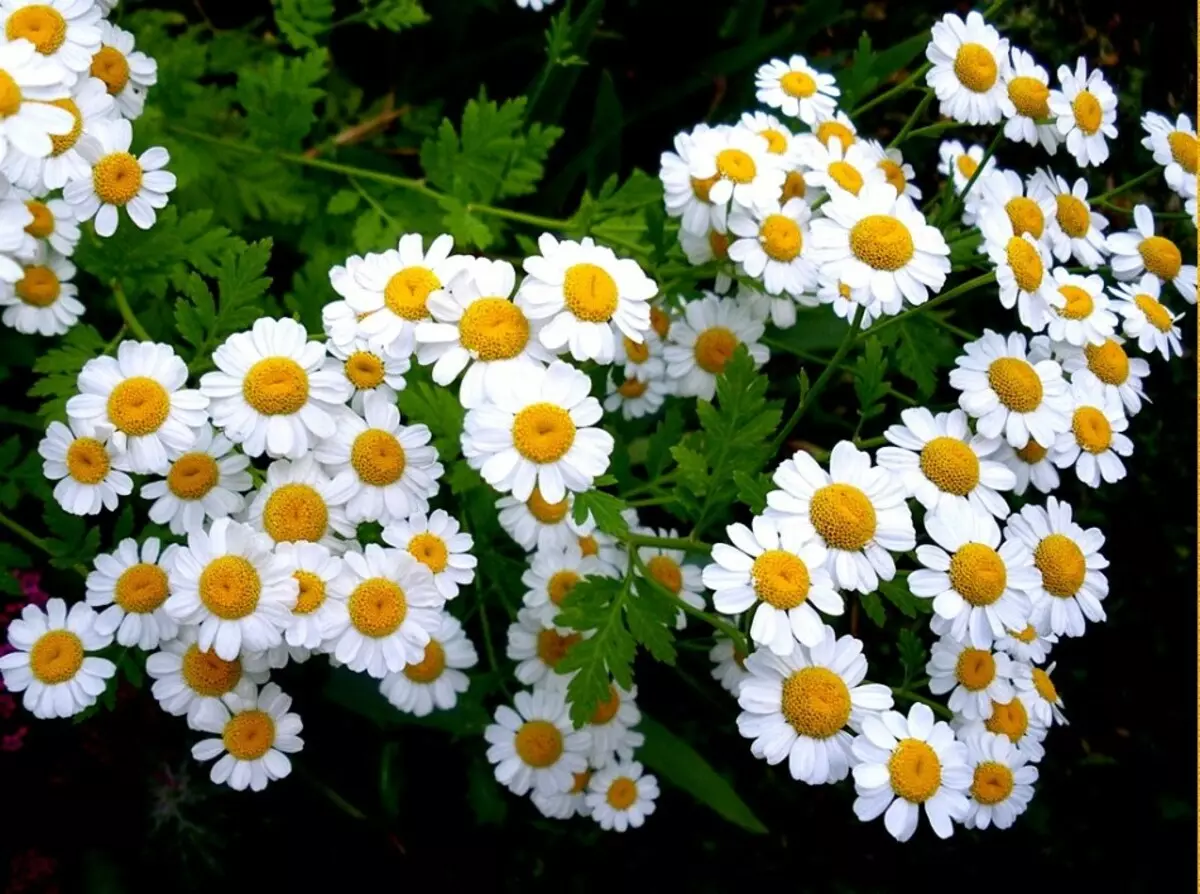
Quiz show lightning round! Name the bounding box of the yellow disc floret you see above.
[66,437,110,484]
[199,555,261,620]
[512,403,576,464]
[1138,236,1182,281]
[971,761,1015,805]
[29,630,83,684]
[780,667,851,738]
[760,214,802,262]
[222,710,275,761]
[547,570,580,606]
[987,357,1043,413]
[514,719,563,767]
[15,265,59,308]
[849,215,914,271]
[92,153,143,206]
[24,200,55,238]
[954,647,996,690]
[348,578,406,637]
[1005,237,1044,293]
[888,739,942,803]
[1007,76,1050,119]
[6,6,67,56]
[780,70,817,98]
[343,350,386,390]
[1032,667,1058,703]
[384,266,439,320]
[167,453,219,500]
[816,120,855,149]
[1054,194,1091,238]
[350,429,406,487]
[606,777,639,809]
[1057,284,1094,320]
[292,570,326,614]
[919,437,980,496]
[693,326,738,375]
[953,43,998,92]
[181,645,241,696]
[809,483,876,551]
[750,549,811,609]
[949,543,1008,606]
[1005,197,1045,239]
[408,532,448,574]
[646,555,682,594]
[1167,130,1198,174]
[460,298,530,360]
[1071,91,1102,135]
[115,562,170,613]
[107,376,170,436]
[1033,533,1086,598]
[262,483,328,543]
[243,357,309,416]
[90,45,130,94]
[827,160,864,195]
[403,639,446,683]
[526,487,569,523]
[562,263,619,323]
[1071,406,1112,454]
[716,148,757,184]
[536,628,582,667]
[985,697,1028,742]
[1084,340,1129,386]
[1133,293,1174,332]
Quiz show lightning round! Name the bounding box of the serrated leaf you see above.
[326,189,361,214]
[555,575,635,726]
[853,335,888,417]
[271,0,334,51]
[398,376,464,462]
[880,577,924,619]
[898,628,927,683]
[627,577,678,664]
[358,0,429,32]
[732,470,772,513]
[571,490,631,538]
[859,591,886,627]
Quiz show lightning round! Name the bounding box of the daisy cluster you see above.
[1,0,172,336]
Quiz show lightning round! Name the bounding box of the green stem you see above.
[625,533,710,554]
[763,340,918,406]
[475,587,512,699]
[903,120,965,141]
[851,62,932,118]
[1092,168,1157,203]
[627,495,676,508]
[854,435,888,449]
[940,127,1003,227]
[891,688,953,721]
[620,470,678,499]
[112,281,152,342]
[0,510,54,557]
[888,89,935,149]
[631,553,748,654]
[102,324,127,355]
[464,203,571,231]
[861,271,996,341]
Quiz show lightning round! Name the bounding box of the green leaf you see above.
[271,0,334,50]
[28,324,106,421]
[853,335,888,418]
[732,470,773,514]
[859,591,887,627]
[879,577,926,619]
[398,376,465,463]
[358,0,429,32]
[638,714,768,835]
[326,189,361,214]
[571,490,631,538]
[555,575,636,726]
[895,317,959,400]
[898,628,927,683]
[627,577,678,664]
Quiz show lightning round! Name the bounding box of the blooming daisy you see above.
[379,613,477,717]
[326,335,410,414]
[16,191,80,255]
[754,55,839,124]
[992,439,1060,497]
[738,278,818,331]
[811,182,950,307]
[977,168,1056,247]
[999,48,1060,153]
[1106,204,1196,303]
[320,294,368,351]
[995,624,1057,665]
[1,77,113,193]
[709,634,750,696]
[85,536,178,650]
[1045,268,1115,346]
[199,316,353,460]
[811,110,857,148]
[1004,496,1107,638]
[862,139,922,201]
[273,541,344,652]
[506,606,582,687]
[381,509,476,601]
[1111,274,1184,359]
[727,197,817,296]
[38,419,131,515]
[980,212,1059,332]
[878,406,1016,519]
[522,541,610,627]
[0,598,114,719]
[927,636,1015,721]
[532,770,593,820]
[960,730,1038,830]
[246,454,356,549]
[704,515,841,653]
[1,0,101,79]
[956,696,1047,764]
[581,682,642,768]
[190,682,303,792]
[0,190,33,278]
[817,273,893,328]
[1012,659,1066,727]
[603,370,669,420]
[925,11,1009,125]
[586,761,660,832]
[484,686,591,796]
[936,140,996,208]
[662,292,768,400]
[660,124,728,236]
[1048,58,1117,167]
[1050,369,1132,487]
[0,245,82,336]
[766,440,915,594]
[678,223,733,292]
[739,110,803,165]
[62,118,175,235]
[89,21,156,119]
[0,38,72,164]
[144,627,266,727]
[688,124,787,215]
[851,702,970,841]
[1026,170,1109,268]
[635,527,706,629]
[798,136,890,202]
[1141,111,1198,198]
[496,487,579,552]
[140,423,253,536]
[949,329,1072,449]
[461,359,613,503]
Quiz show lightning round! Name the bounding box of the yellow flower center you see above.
[222,710,275,761]
[29,630,83,684]
[46,97,81,155]
[837,282,853,301]
[292,570,326,614]
[514,719,563,768]
[606,777,639,809]
[6,5,66,55]
[1057,284,1094,320]
[1015,440,1047,464]
[782,170,808,202]
[460,298,530,360]
[971,761,1015,805]
[949,542,1008,606]
[263,483,328,544]
[1007,76,1050,118]
[525,487,569,523]
[780,666,851,738]
[919,436,980,496]
[590,685,621,724]
[512,402,576,464]
[198,555,261,620]
[1084,340,1129,386]
[760,214,802,262]
[780,70,817,98]
[24,200,55,238]
[1071,91,1102,135]
[878,159,907,196]
[954,646,997,690]
[1034,533,1086,598]
[1138,236,1182,281]
[708,229,729,259]
[407,532,448,574]
[350,429,406,487]
[115,562,170,614]
[1005,197,1045,239]
[536,628,582,667]
[649,306,671,338]
[987,357,1043,413]
[955,154,979,179]
[15,265,59,307]
[750,549,811,609]
[66,437,110,484]
[849,214,914,271]
[816,120,855,149]
[562,263,618,323]
[242,357,310,416]
[623,336,650,365]
[617,377,649,398]
[107,376,170,436]
[92,152,143,206]
[759,128,788,154]
[1011,624,1038,644]
[646,555,682,594]
[809,483,876,551]
[953,43,998,92]
[1071,406,1112,454]
[403,639,446,683]
[547,570,581,606]
[348,578,407,637]
[0,70,23,118]
[578,534,599,557]
[1133,293,1173,332]
[716,148,757,184]
[167,453,219,500]
[827,160,864,195]
[384,266,439,320]
[693,326,738,375]
[1055,194,1091,238]
[571,770,592,794]
[984,697,1028,742]
[1005,237,1044,293]
[343,350,386,390]
[181,645,241,697]
[1167,130,1198,174]
[1032,667,1058,703]
[888,739,942,803]
[90,45,130,94]
[690,174,719,203]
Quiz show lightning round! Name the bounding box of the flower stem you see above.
[888,89,935,149]
[860,271,996,341]
[0,510,53,557]
[891,687,953,720]
[103,324,128,355]
[851,63,932,118]
[111,281,152,342]
[625,533,710,553]
[939,126,1004,227]
[464,203,572,231]
[1092,168,1158,204]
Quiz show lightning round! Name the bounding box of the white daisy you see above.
[1048,57,1117,167]
[140,423,253,536]
[1106,204,1196,303]
[144,626,266,727]
[739,110,803,167]
[89,21,156,120]
[1045,268,1115,346]
[927,636,1015,721]
[586,761,659,832]
[0,0,100,79]
[688,124,787,214]
[995,624,1057,665]
[190,682,303,792]
[85,536,178,650]
[0,189,34,280]
[816,273,893,328]
[496,486,579,553]
[999,48,1060,154]
[0,245,82,336]
[62,118,175,235]
[925,11,1010,125]
[992,439,1060,497]
[635,527,706,629]
[766,440,915,594]
[1026,170,1109,268]
[738,278,818,331]
[326,335,410,414]
[1111,274,1184,359]
[1141,111,1198,198]
[977,168,1056,247]
[660,123,728,236]
[532,769,593,820]
[603,370,669,420]
[936,140,996,207]
[246,454,356,550]
[1051,338,1149,418]
[1012,659,1067,727]
[754,55,839,124]
[484,686,591,796]
[38,419,131,515]
[581,682,642,768]
[862,139,922,201]
[506,606,581,687]
[0,598,114,719]
[1,76,113,193]
[522,541,610,627]
[709,634,750,696]
[16,191,80,255]
[955,696,1047,764]
[273,541,344,652]
[960,730,1038,830]
[811,111,858,149]
[378,612,477,717]
[1050,368,1132,487]
[662,292,768,400]
[320,295,367,351]
[980,211,1059,332]
[727,197,817,296]
[799,136,888,202]
[0,37,73,164]
[381,509,476,601]
[678,223,733,292]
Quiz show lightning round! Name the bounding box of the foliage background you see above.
[0,0,1195,889]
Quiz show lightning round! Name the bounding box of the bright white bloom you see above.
[145,626,267,727]
[960,730,1038,830]
[1050,369,1131,488]
[738,280,817,331]
[925,11,1009,124]
[754,55,839,124]
[635,527,705,630]
[797,136,887,200]
[63,119,174,235]
[506,606,581,687]
[85,536,178,650]
[927,636,1015,721]
[955,698,1047,764]
[320,297,366,351]
[1055,336,1149,418]
[190,683,303,792]
[995,624,1057,665]
[1049,57,1119,167]
[688,124,787,214]
[660,124,728,236]
[936,141,995,214]
[614,323,665,381]
[586,761,659,832]
[515,0,555,10]
[0,246,82,336]
[531,771,593,820]
[977,168,1056,252]
[1106,204,1196,303]
[817,273,893,328]
[382,509,476,601]
[484,686,591,796]
[727,197,817,296]
[1027,170,1109,268]
[0,598,114,719]
[992,439,1060,497]
[1044,268,1115,346]
[522,541,610,627]
[603,370,669,420]
[0,190,33,280]
[862,139,922,201]
[678,223,733,293]
[379,613,477,717]
[0,0,100,79]
[709,635,750,696]
[1012,660,1067,727]
[999,48,1060,153]
[90,21,157,120]
[2,77,113,193]
[738,110,804,167]
[662,292,768,400]
[1111,274,1184,359]
[272,541,344,652]
[495,487,580,553]
[246,454,356,550]
[581,682,642,769]
[15,192,79,255]
[980,211,1059,332]
[39,419,131,515]
[326,335,410,414]
[1141,111,1198,198]
[0,38,73,164]
[140,423,253,536]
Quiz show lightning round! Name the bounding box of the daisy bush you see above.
[0,0,1194,862]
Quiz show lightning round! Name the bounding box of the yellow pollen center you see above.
[1071,91,1103,135]
[889,739,942,803]
[1007,76,1050,118]
[1134,293,1173,332]
[92,152,143,206]
[562,263,619,323]
[181,645,242,697]
[623,336,650,365]
[29,630,83,684]
[708,229,729,259]
[879,159,907,195]
[6,6,66,55]
[1167,130,1198,174]
[780,666,851,738]
[716,148,757,184]
[578,534,599,557]
[693,326,738,374]
[987,357,1043,413]
[350,429,406,487]
[65,437,110,484]
[809,483,876,551]
[690,173,719,202]
[1011,625,1038,644]
[407,532,448,574]
[920,437,980,496]
[954,43,998,92]
[750,549,810,609]
[512,402,576,464]
[262,483,328,544]
[971,761,1015,805]
[617,377,649,398]
[547,570,581,606]
[292,570,326,614]
[403,639,446,683]
[590,685,621,724]
[1055,195,1091,238]
[849,214,914,271]
[514,719,564,768]
[1071,406,1112,453]
[222,710,275,761]
[1057,284,1094,320]
[606,777,639,809]
[949,543,1008,606]
[107,376,170,437]
[759,128,788,154]
[571,770,592,794]
[780,70,817,98]
[15,265,59,307]
[1006,197,1045,239]
[1138,236,1182,280]
[782,170,808,202]
[827,160,864,195]
[167,453,219,500]
[460,298,530,360]
[536,628,582,667]
[1034,533,1086,598]
[343,351,386,390]
[90,46,130,94]
[348,578,406,637]
[0,70,20,118]
[1032,667,1058,703]
[838,282,853,300]
[1084,340,1129,385]
[526,487,569,524]
[646,555,682,594]
[384,266,439,320]
[650,306,671,338]
[816,120,855,148]
[115,562,170,613]
[1005,237,1044,292]
[954,646,997,690]
[46,97,81,155]
[985,698,1028,741]
[198,555,261,620]
[956,154,979,179]
[24,200,55,238]
[1015,440,1047,464]
[243,357,309,416]
[760,214,802,262]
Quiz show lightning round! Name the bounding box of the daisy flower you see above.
[992,439,1060,497]
[1027,170,1109,268]
[766,440,915,594]
[532,770,593,820]
[379,613,477,717]
[0,38,72,164]
[1048,58,1117,167]
[461,359,613,503]
[140,423,253,536]
[1,77,114,193]
[1106,204,1196,303]
[754,55,839,124]
[320,295,367,351]
[927,636,1015,721]
[581,682,643,768]
[851,702,971,841]
[0,0,101,79]
[90,21,157,120]
[704,515,841,653]
[199,316,353,460]
[812,111,858,147]
[798,136,888,201]
[925,11,1009,125]
[817,273,892,328]
[811,182,950,308]
[660,124,728,236]
[739,110,803,166]
[85,536,178,650]
[1111,274,1184,359]
[960,730,1038,830]
[709,635,750,696]
[164,518,297,661]
[688,124,787,214]
[603,370,669,420]
[144,627,266,727]
[273,541,344,652]
[862,139,922,201]
[1045,268,1115,346]
[996,624,1057,665]
[727,197,817,296]
[1050,369,1132,487]
[63,118,175,235]
[980,212,1059,332]
[382,509,476,601]
[0,191,33,281]
[522,541,610,627]
[949,329,1072,449]
[999,48,1060,153]
[1141,111,1198,198]
[0,246,82,336]
[324,544,443,678]
[910,500,1036,649]
[678,224,733,292]
[738,280,817,331]
[417,257,553,406]
[1004,496,1108,638]
[662,292,768,400]
[977,168,1056,246]
[1012,660,1067,727]
[586,761,659,832]
[635,528,706,629]
[38,419,131,515]
[516,234,656,364]
[0,598,114,719]
[246,454,356,550]
[1056,336,1149,416]
[190,683,303,792]
[877,406,1016,519]
[16,191,80,256]
[506,606,582,687]
[956,696,1047,764]
[496,487,579,552]
[484,686,591,796]
[936,140,995,204]
[326,335,410,414]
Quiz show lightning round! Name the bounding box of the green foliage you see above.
[852,335,889,423]
[27,325,107,421]
[271,0,335,50]
[554,575,637,726]
[571,489,632,538]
